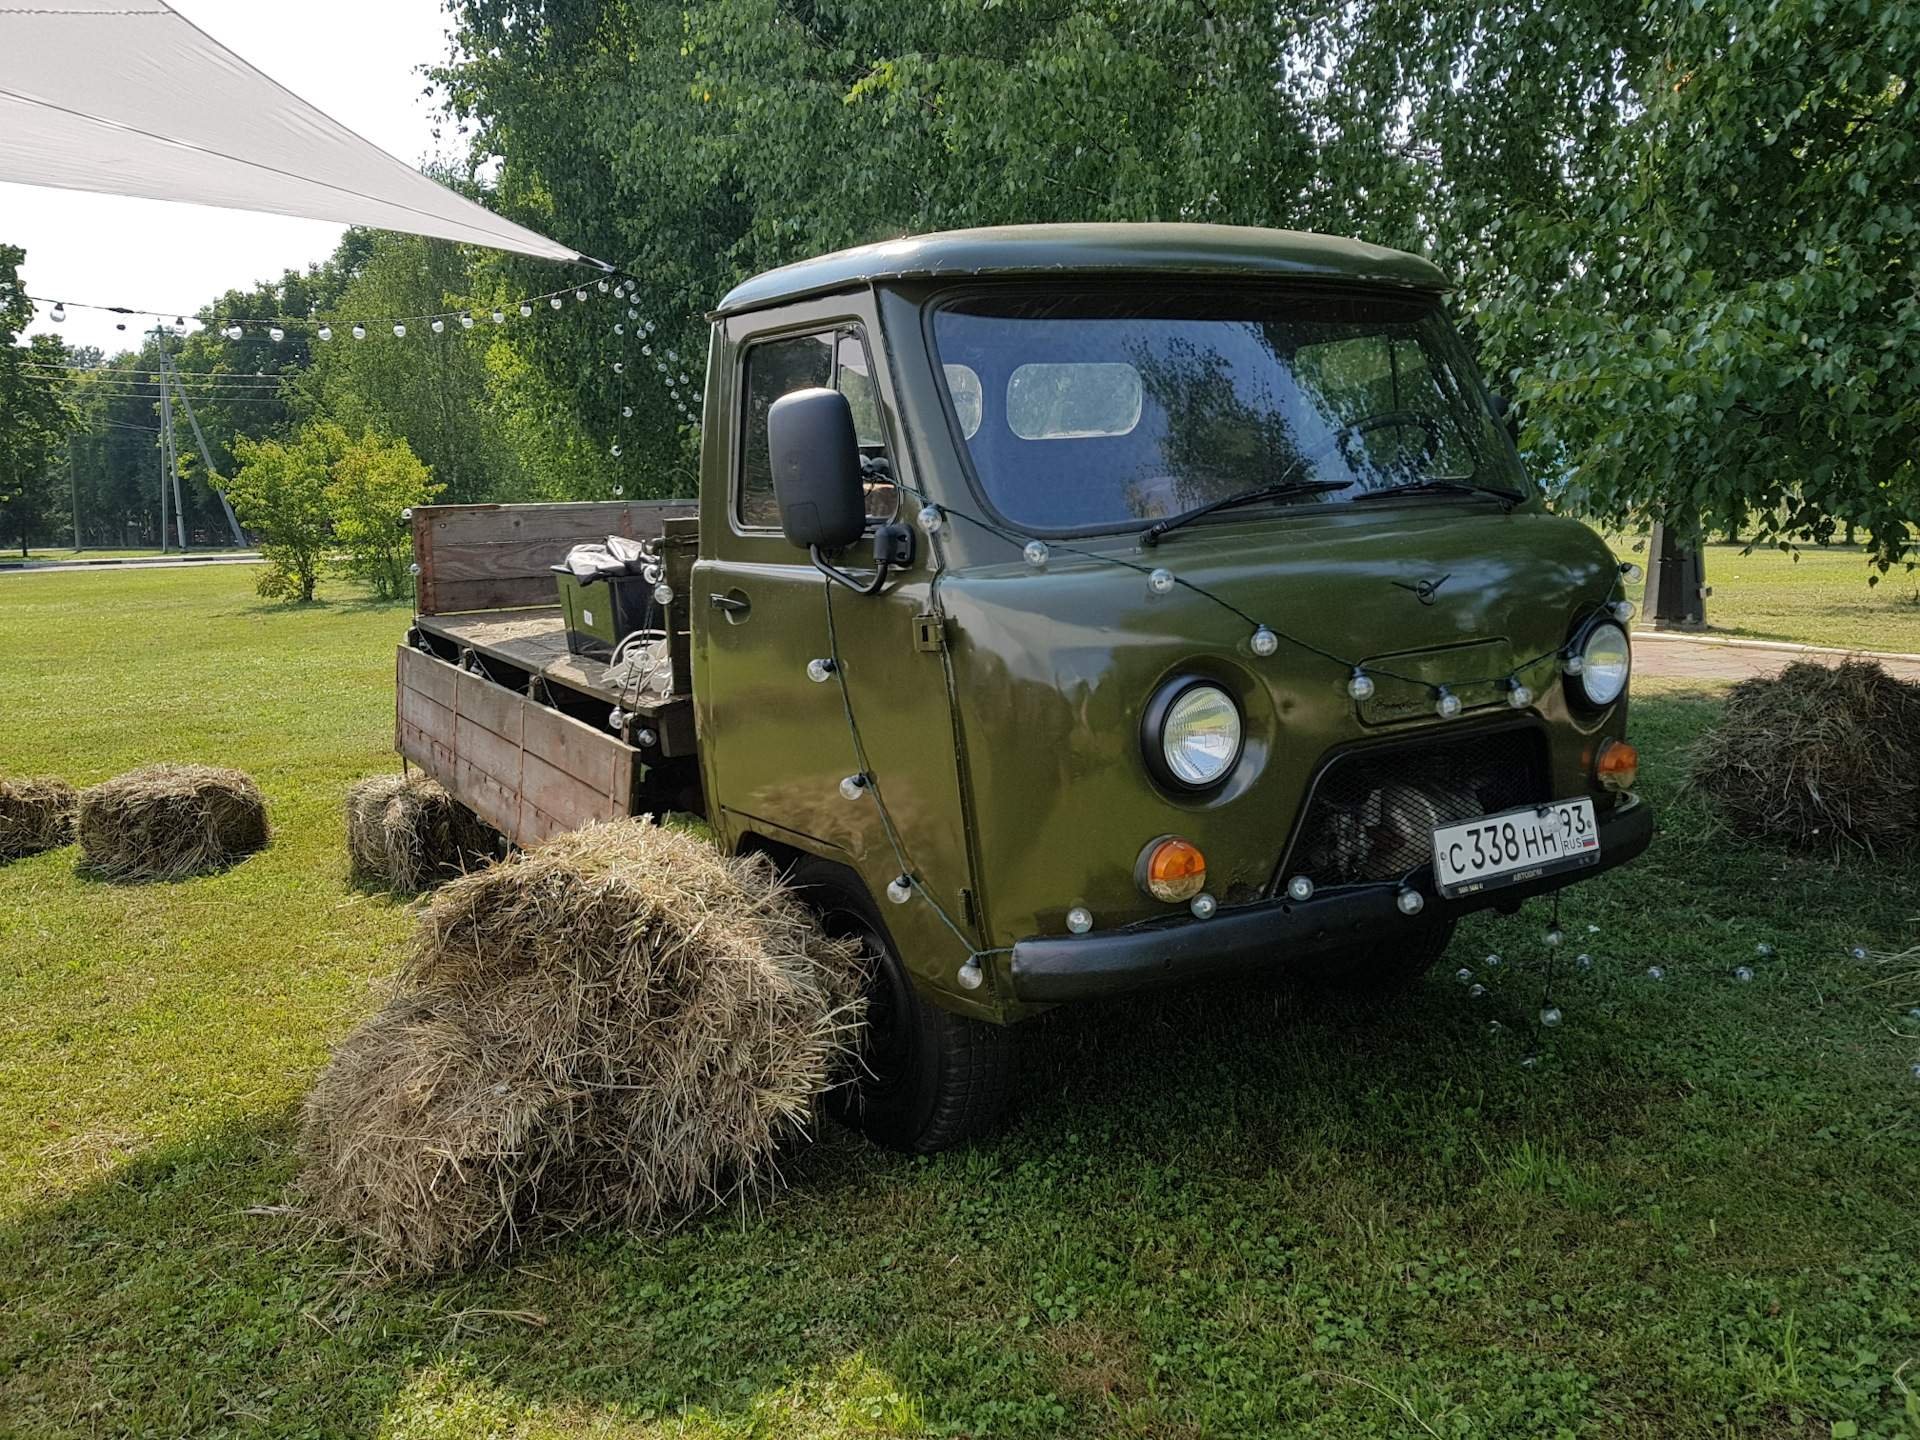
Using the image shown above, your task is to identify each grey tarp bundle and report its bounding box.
[0,0,590,265]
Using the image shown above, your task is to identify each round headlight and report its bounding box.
[1153,682,1244,789]
[1577,622,1631,706]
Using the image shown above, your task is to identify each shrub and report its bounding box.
[226,427,340,603]
[326,432,440,600]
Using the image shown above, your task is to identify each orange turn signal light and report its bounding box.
[1595,738,1639,793]
[1140,836,1208,903]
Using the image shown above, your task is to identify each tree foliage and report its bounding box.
[0,244,78,554]
[227,425,340,602]
[326,430,442,599]
[437,0,1918,569]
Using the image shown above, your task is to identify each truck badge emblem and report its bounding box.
[1394,573,1451,605]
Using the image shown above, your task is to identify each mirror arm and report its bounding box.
[810,545,892,596]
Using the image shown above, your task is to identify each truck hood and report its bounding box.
[935,506,1624,948]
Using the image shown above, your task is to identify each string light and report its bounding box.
[317,325,332,342]
[839,774,868,801]
[222,324,243,340]
[1347,668,1375,701]
[492,309,505,325]
[886,875,913,905]
[1433,686,1462,719]
[806,658,836,683]
[431,318,445,334]
[1147,567,1175,596]
[1023,540,1049,568]
[1286,875,1314,902]
[1396,887,1425,915]
[1507,680,1534,708]
[520,302,534,317]
[917,504,945,536]
[351,324,367,340]
[460,312,474,329]
[392,323,407,338]
[1540,1005,1563,1027]
[549,295,563,310]
[50,302,66,322]
[1250,624,1279,657]
[268,326,285,342]
[1065,906,1094,934]
[1611,599,1636,622]
[1189,893,1218,919]
[1732,966,1754,983]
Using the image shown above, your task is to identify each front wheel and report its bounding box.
[790,858,1017,1153]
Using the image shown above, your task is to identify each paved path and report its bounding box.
[0,553,263,575]
[1632,631,1920,683]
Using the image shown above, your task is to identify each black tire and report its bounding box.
[790,858,1017,1153]
[1290,919,1457,994]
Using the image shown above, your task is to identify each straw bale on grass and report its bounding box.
[1688,659,1920,855]
[298,820,865,1274]
[345,773,500,894]
[0,776,78,860]
[76,764,270,881]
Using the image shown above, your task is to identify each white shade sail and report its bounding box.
[0,0,593,266]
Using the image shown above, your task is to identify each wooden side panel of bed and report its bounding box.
[396,645,636,845]
[411,499,697,616]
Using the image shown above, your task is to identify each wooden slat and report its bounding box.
[412,500,697,615]
[394,644,638,848]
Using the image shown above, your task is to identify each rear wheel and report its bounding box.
[790,858,1016,1153]
[1291,920,1457,993]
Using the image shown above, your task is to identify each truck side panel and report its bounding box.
[396,645,637,845]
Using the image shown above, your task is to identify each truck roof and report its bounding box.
[714,222,1449,316]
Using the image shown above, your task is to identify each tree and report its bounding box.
[0,244,78,554]
[326,429,442,599]
[226,425,342,602]
[438,0,1919,572]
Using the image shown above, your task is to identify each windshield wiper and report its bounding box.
[1351,479,1524,508]
[1141,478,1354,546]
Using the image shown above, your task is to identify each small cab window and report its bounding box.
[1007,362,1142,440]
[737,324,894,529]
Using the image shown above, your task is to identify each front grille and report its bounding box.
[1281,725,1549,889]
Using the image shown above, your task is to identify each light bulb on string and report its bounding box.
[520,302,533,318]
[549,295,564,309]
[492,310,505,325]
[917,504,945,536]
[621,405,633,418]
[597,279,610,294]
[1433,686,1462,719]
[642,344,652,355]
[393,323,407,338]
[575,289,588,303]
[50,302,66,323]
[1347,668,1375,702]
[1250,625,1278,657]
[610,443,621,457]
[614,323,625,335]
[431,318,445,334]
[613,361,624,374]
[838,774,868,801]
[1620,561,1644,583]
[1611,599,1636,622]
[1507,679,1533,709]
[1564,651,1585,676]
[460,312,474,329]
[223,324,242,340]
[317,325,333,342]
[1024,540,1050,568]
[629,308,640,321]
[1540,1005,1563,1027]
[269,326,285,342]
[352,324,367,340]
[171,316,186,335]
[1147,567,1175,596]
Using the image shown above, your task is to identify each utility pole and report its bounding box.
[157,341,187,551]
[162,346,247,548]
[68,434,80,551]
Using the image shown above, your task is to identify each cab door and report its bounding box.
[692,298,984,1007]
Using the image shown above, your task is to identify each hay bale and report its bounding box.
[298,820,864,1274]
[1688,659,1920,854]
[0,776,78,860]
[345,773,500,894]
[76,764,271,880]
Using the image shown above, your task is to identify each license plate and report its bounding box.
[1432,799,1600,898]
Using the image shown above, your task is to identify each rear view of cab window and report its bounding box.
[1007,362,1142,440]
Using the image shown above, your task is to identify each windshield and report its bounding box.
[931,288,1527,534]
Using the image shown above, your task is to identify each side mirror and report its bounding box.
[768,388,865,551]
[1489,391,1521,443]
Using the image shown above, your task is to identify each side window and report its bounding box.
[737,324,894,528]
[738,331,835,528]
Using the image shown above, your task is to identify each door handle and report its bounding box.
[709,591,751,618]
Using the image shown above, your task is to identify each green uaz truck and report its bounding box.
[397,223,1652,1153]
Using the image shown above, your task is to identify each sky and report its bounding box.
[4,0,454,356]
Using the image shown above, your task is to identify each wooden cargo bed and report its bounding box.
[395,500,704,847]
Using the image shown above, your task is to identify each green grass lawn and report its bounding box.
[1613,536,1920,653]
[2,566,1917,1438]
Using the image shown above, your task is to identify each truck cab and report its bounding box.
[402,223,1652,1154]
